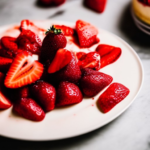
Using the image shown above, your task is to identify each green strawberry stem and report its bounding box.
[45,25,62,35]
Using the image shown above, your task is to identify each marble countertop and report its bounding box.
[0,0,150,149]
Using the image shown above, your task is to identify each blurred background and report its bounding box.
[0,0,150,150]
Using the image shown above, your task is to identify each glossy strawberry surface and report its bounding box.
[31,81,56,112]
[17,30,42,54]
[0,36,18,58]
[76,20,99,47]
[40,30,67,63]
[56,81,83,107]
[80,68,113,97]
[77,52,100,70]
[13,98,45,121]
[50,53,81,84]
[98,83,130,113]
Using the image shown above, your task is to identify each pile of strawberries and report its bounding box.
[0,19,130,121]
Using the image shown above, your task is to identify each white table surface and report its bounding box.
[0,0,150,150]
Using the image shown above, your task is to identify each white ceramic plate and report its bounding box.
[0,20,144,141]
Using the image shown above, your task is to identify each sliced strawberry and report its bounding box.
[77,52,100,70]
[98,83,130,113]
[0,56,12,72]
[13,98,45,121]
[4,52,44,88]
[100,47,121,68]
[76,20,99,47]
[48,49,72,73]
[55,25,74,36]
[0,36,18,58]
[96,44,116,57]
[20,20,45,36]
[17,30,42,54]
[52,0,66,6]
[0,72,12,109]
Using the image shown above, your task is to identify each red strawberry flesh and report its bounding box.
[13,98,45,121]
[77,52,100,70]
[4,51,44,88]
[56,81,83,107]
[48,49,72,73]
[98,83,130,113]
[50,53,81,84]
[55,25,74,36]
[0,72,12,109]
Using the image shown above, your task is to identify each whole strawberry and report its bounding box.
[13,98,45,121]
[80,68,113,97]
[31,81,56,112]
[40,25,67,63]
[56,81,83,107]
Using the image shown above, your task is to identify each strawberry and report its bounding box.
[0,36,19,58]
[0,72,12,109]
[98,83,130,113]
[38,0,53,6]
[17,30,42,54]
[80,68,113,97]
[56,81,83,107]
[48,49,72,73]
[96,44,116,57]
[31,81,56,112]
[96,44,122,68]
[55,25,74,36]
[0,56,12,73]
[20,20,45,40]
[13,98,45,121]
[40,25,67,63]
[52,0,66,6]
[4,51,44,88]
[76,20,99,47]
[50,53,81,84]
[77,52,100,70]
[13,86,30,100]
[84,0,107,13]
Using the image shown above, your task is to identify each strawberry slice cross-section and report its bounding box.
[4,52,44,88]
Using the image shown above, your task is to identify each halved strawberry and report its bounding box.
[48,49,72,73]
[20,20,45,35]
[4,52,44,88]
[77,52,100,70]
[55,25,74,36]
[96,44,122,68]
[0,56,12,72]
[0,72,12,109]
[76,20,99,47]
